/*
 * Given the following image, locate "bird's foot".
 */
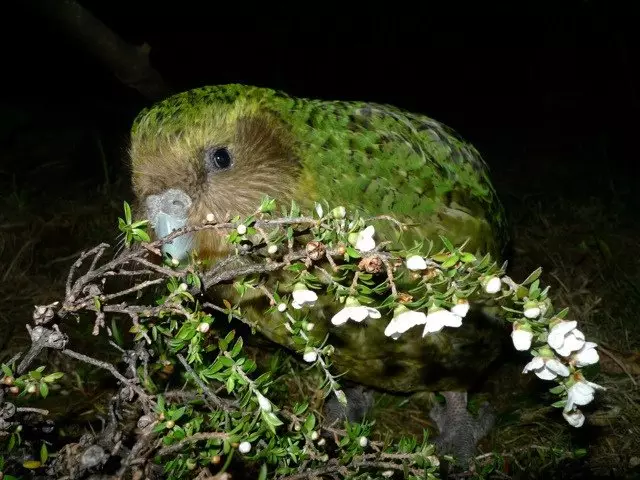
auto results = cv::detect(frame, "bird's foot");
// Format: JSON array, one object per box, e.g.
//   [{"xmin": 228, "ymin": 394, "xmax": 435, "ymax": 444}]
[
  {"xmin": 322, "ymin": 384, "xmax": 375, "ymax": 429},
  {"xmin": 428, "ymin": 391, "xmax": 495, "ymax": 467}
]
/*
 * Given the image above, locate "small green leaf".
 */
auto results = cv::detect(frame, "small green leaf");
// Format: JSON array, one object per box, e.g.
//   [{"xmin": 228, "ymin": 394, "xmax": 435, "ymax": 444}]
[
  {"xmin": 521, "ymin": 267, "xmax": 543, "ymax": 286},
  {"xmin": 441, "ymin": 254, "xmax": 459, "ymax": 269},
  {"xmin": 123, "ymin": 201, "xmax": 132, "ymax": 224},
  {"xmin": 258, "ymin": 463, "xmax": 268, "ymax": 480},
  {"xmin": 549, "ymin": 385, "xmax": 565, "ymax": 395},
  {"xmin": 439, "ymin": 236, "xmax": 455, "ymax": 252},
  {"xmin": 48, "ymin": 369, "xmax": 64, "ymax": 390},
  {"xmin": 2, "ymin": 364, "xmax": 13, "ymax": 377},
  {"xmin": 460, "ymin": 252, "xmax": 477, "ymax": 263},
  {"xmin": 303, "ymin": 413, "xmax": 316, "ymax": 433},
  {"xmin": 40, "ymin": 442, "xmax": 48, "ymax": 464}
]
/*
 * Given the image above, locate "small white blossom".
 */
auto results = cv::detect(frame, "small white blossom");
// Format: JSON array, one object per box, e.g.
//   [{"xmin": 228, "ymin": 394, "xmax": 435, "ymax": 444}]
[
  {"xmin": 197, "ymin": 322, "xmax": 210, "ymax": 334},
  {"xmin": 291, "ymin": 283, "xmax": 318, "ymax": 309},
  {"xmin": 423, "ymin": 308, "xmax": 463, "ymax": 336},
  {"xmin": 236, "ymin": 224, "xmax": 247, "ymax": 235},
  {"xmin": 355, "ymin": 225, "xmax": 376, "ymax": 252},
  {"xmin": 306, "ymin": 322, "xmax": 315, "ymax": 331},
  {"xmin": 277, "ymin": 303, "xmax": 287, "ymax": 312},
  {"xmin": 205, "ymin": 213, "xmax": 215, "ymax": 222},
  {"xmin": 511, "ymin": 324, "xmax": 533, "ymax": 351},
  {"xmin": 406, "ymin": 255, "xmax": 427, "ymax": 271},
  {"xmin": 359, "ymin": 436, "xmax": 369, "ymax": 447},
  {"xmin": 573, "ymin": 342, "xmax": 599, "ymax": 367},
  {"xmin": 484, "ymin": 276, "xmax": 502, "ymax": 294},
  {"xmin": 315, "ymin": 203, "xmax": 324, "ymax": 218},
  {"xmin": 522, "ymin": 355, "xmax": 570, "ymax": 380},
  {"xmin": 317, "ymin": 438, "xmax": 326, "ymax": 446},
  {"xmin": 524, "ymin": 306, "xmax": 541, "ymax": 319},
  {"xmin": 238, "ymin": 441, "xmax": 251, "ymax": 454},
  {"xmin": 548, "ymin": 320, "xmax": 585, "ymax": 356},
  {"xmin": 178, "ymin": 283, "xmax": 188, "ymax": 292},
  {"xmin": 565, "ymin": 379, "xmax": 605, "ymax": 411},
  {"xmin": 171, "ymin": 257, "xmax": 180, "ymax": 266},
  {"xmin": 382, "ymin": 471, "xmax": 395, "ymax": 478},
  {"xmin": 311, "ymin": 431, "xmax": 319, "ymax": 441},
  {"xmin": 384, "ymin": 306, "xmax": 428, "ymax": 339},
  {"xmin": 562, "ymin": 408, "xmax": 586, "ymax": 427},
  {"xmin": 331, "ymin": 296, "xmax": 381, "ymax": 326},
  {"xmin": 451, "ymin": 300, "xmax": 470, "ymax": 318},
  {"xmin": 267, "ymin": 244, "xmax": 278, "ymax": 254},
  {"xmin": 303, "ymin": 350, "xmax": 318, "ymax": 363},
  {"xmin": 256, "ymin": 392, "xmax": 271, "ymax": 412}
]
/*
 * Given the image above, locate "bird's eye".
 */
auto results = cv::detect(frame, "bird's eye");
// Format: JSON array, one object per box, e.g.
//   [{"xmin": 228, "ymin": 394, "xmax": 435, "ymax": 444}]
[{"xmin": 205, "ymin": 147, "xmax": 233, "ymax": 171}]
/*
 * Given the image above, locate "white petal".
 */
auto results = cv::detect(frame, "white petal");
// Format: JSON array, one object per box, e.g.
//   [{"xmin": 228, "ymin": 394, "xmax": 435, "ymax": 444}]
[
  {"xmin": 511, "ymin": 329, "xmax": 533, "ymax": 351},
  {"xmin": 585, "ymin": 380, "xmax": 606, "ymax": 391},
  {"xmin": 406, "ymin": 255, "xmax": 427, "ymax": 271},
  {"xmin": 562, "ymin": 409, "xmax": 585, "ymax": 427},
  {"xmin": 451, "ymin": 302, "xmax": 470, "ymax": 318},
  {"xmin": 535, "ymin": 367, "xmax": 558, "ymax": 380},
  {"xmin": 524, "ymin": 307, "xmax": 541, "ymax": 319},
  {"xmin": 575, "ymin": 346, "xmax": 599, "ymax": 367},
  {"xmin": 545, "ymin": 358, "xmax": 570, "ymax": 377},
  {"xmin": 366, "ymin": 307, "xmax": 382, "ymax": 319},
  {"xmin": 523, "ymin": 356, "xmax": 544, "ymax": 373},
  {"xmin": 256, "ymin": 393, "xmax": 271, "ymax": 412},
  {"xmin": 351, "ymin": 307, "xmax": 371, "ymax": 322},
  {"xmin": 443, "ymin": 312, "xmax": 463, "ymax": 328},
  {"xmin": 331, "ymin": 308, "xmax": 351, "ymax": 326},
  {"xmin": 554, "ymin": 330, "xmax": 585, "ymax": 356},
  {"xmin": 568, "ymin": 382, "xmax": 596, "ymax": 407},
  {"xmin": 303, "ymin": 351, "xmax": 318, "ymax": 363},
  {"xmin": 548, "ymin": 320, "xmax": 577, "ymax": 349},
  {"xmin": 384, "ymin": 319, "xmax": 398, "ymax": 337},
  {"xmin": 484, "ymin": 277, "xmax": 502, "ymax": 294}
]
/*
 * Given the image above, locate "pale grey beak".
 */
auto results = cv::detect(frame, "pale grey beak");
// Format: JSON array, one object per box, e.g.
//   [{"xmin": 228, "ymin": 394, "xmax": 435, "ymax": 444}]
[{"xmin": 145, "ymin": 188, "xmax": 194, "ymax": 262}]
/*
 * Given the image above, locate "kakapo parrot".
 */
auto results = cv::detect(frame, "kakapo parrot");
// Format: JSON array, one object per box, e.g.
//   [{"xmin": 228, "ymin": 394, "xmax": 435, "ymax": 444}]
[{"xmin": 129, "ymin": 84, "xmax": 511, "ymax": 463}]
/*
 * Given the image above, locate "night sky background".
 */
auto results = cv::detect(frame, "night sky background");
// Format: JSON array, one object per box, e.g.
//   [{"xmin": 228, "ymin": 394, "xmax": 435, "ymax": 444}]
[{"xmin": 1, "ymin": 1, "xmax": 639, "ymax": 477}]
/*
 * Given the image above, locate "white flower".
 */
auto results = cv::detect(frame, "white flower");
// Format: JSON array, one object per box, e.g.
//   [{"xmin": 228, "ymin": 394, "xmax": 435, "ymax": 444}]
[
  {"xmin": 484, "ymin": 276, "xmax": 502, "ymax": 294},
  {"xmin": 524, "ymin": 306, "xmax": 541, "ymax": 319},
  {"xmin": 422, "ymin": 308, "xmax": 463, "ymax": 336},
  {"xmin": 384, "ymin": 306, "xmax": 428, "ymax": 340},
  {"xmin": 573, "ymin": 342, "xmax": 599, "ymax": 367},
  {"xmin": 522, "ymin": 355, "xmax": 570, "ymax": 380},
  {"xmin": 256, "ymin": 392, "xmax": 271, "ymax": 412},
  {"xmin": 238, "ymin": 441, "xmax": 251, "ymax": 454},
  {"xmin": 311, "ymin": 431, "xmax": 319, "ymax": 441},
  {"xmin": 511, "ymin": 326, "xmax": 533, "ymax": 351},
  {"xmin": 197, "ymin": 322, "xmax": 210, "ymax": 334},
  {"xmin": 277, "ymin": 303, "xmax": 287, "ymax": 312},
  {"xmin": 562, "ymin": 408, "xmax": 586, "ymax": 427},
  {"xmin": 305, "ymin": 322, "xmax": 315, "ymax": 331},
  {"xmin": 548, "ymin": 320, "xmax": 585, "ymax": 356},
  {"xmin": 205, "ymin": 213, "xmax": 215, "ymax": 222},
  {"xmin": 237, "ymin": 224, "xmax": 247, "ymax": 235},
  {"xmin": 565, "ymin": 379, "xmax": 605, "ymax": 411},
  {"xmin": 451, "ymin": 300, "xmax": 470, "ymax": 318},
  {"xmin": 291, "ymin": 283, "xmax": 318, "ymax": 309},
  {"xmin": 331, "ymin": 296, "xmax": 381, "ymax": 326},
  {"xmin": 358, "ymin": 436, "xmax": 368, "ymax": 447},
  {"xmin": 268, "ymin": 244, "xmax": 278, "ymax": 254},
  {"xmin": 406, "ymin": 255, "xmax": 427, "ymax": 271},
  {"xmin": 315, "ymin": 203, "xmax": 324, "ymax": 218},
  {"xmin": 355, "ymin": 225, "xmax": 376, "ymax": 252},
  {"xmin": 303, "ymin": 350, "xmax": 318, "ymax": 363}
]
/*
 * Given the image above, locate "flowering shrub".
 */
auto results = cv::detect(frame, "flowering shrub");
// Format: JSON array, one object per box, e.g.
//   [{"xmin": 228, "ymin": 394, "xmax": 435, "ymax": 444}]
[{"xmin": 0, "ymin": 197, "xmax": 605, "ymax": 479}]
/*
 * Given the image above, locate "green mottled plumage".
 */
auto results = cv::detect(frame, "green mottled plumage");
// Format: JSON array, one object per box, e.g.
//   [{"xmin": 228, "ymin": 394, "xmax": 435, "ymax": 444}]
[{"xmin": 130, "ymin": 84, "xmax": 510, "ymax": 393}]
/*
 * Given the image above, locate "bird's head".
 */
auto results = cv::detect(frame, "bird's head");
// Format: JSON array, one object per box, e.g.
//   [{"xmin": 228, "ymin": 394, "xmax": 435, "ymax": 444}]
[{"xmin": 129, "ymin": 86, "xmax": 303, "ymax": 262}]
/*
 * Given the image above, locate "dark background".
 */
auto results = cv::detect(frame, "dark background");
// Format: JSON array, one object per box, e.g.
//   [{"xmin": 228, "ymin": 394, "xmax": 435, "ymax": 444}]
[{"xmin": 3, "ymin": 1, "xmax": 638, "ymax": 185}]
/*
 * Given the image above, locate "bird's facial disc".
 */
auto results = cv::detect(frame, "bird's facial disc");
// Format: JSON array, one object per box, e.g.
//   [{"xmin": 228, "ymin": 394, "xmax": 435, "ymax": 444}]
[{"xmin": 145, "ymin": 188, "xmax": 194, "ymax": 261}]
